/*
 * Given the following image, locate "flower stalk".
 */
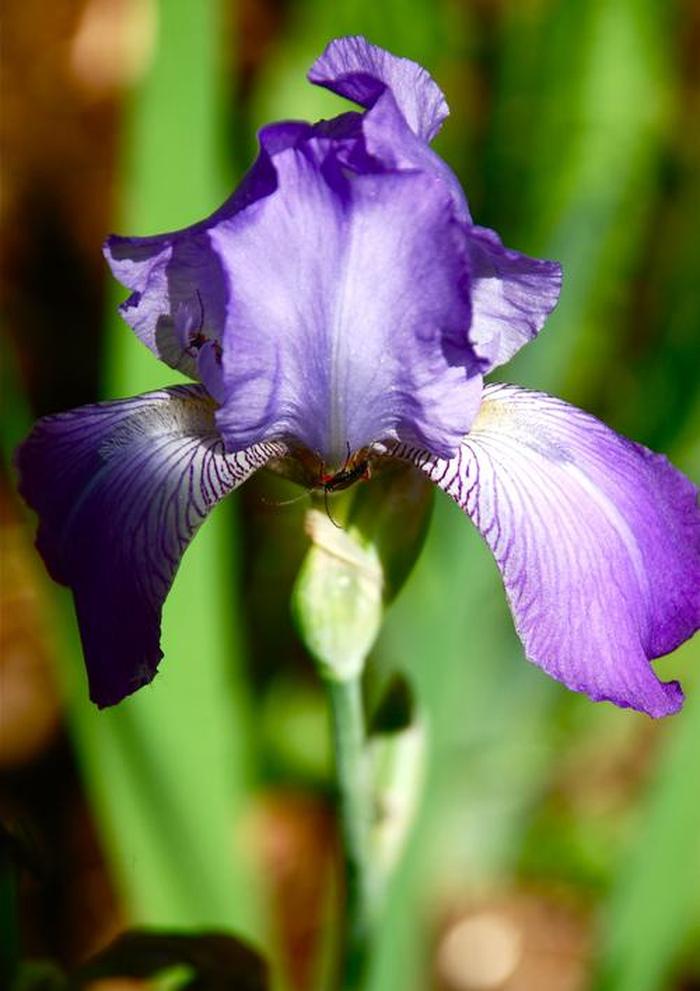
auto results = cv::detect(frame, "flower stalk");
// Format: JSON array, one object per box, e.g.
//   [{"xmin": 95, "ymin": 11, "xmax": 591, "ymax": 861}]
[
  {"xmin": 292, "ymin": 472, "xmax": 433, "ymax": 987},
  {"xmin": 326, "ymin": 675, "xmax": 375, "ymax": 990},
  {"xmin": 292, "ymin": 505, "xmax": 382, "ymax": 987}
]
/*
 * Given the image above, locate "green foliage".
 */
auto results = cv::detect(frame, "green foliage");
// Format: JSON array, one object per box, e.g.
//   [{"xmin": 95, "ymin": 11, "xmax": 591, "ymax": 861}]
[
  {"xmin": 9, "ymin": 0, "xmax": 699, "ymax": 987},
  {"xmin": 63, "ymin": 0, "xmax": 263, "ymax": 939},
  {"xmin": 593, "ymin": 640, "xmax": 700, "ymax": 991}
]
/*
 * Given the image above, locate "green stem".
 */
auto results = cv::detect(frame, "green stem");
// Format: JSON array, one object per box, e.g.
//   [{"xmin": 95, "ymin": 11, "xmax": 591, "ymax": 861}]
[{"xmin": 327, "ymin": 676, "xmax": 374, "ymax": 991}]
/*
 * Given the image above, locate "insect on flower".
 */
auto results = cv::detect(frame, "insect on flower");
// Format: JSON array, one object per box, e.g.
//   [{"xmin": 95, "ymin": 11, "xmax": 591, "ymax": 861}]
[
  {"xmin": 318, "ymin": 446, "xmax": 372, "ymax": 527},
  {"xmin": 319, "ymin": 457, "xmax": 371, "ymax": 494},
  {"xmin": 16, "ymin": 36, "xmax": 700, "ymax": 714}
]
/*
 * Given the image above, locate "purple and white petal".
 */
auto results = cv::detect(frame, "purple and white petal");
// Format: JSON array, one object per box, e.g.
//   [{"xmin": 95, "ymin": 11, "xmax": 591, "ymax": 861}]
[
  {"xmin": 393, "ymin": 384, "xmax": 700, "ymax": 717},
  {"xmin": 466, "ymin": 226, "xmax": 562, "ymax": 370},
  {"xmin": 15, "ymin": 386, "xmax": 283, "ymax": 707},
  {"xmin": 212, "ymin": 145, "xmax": 482, "ymax": 464},
  {"xmin": 308, "ymin": 35, "xmax": 449, "ymax": 142}
]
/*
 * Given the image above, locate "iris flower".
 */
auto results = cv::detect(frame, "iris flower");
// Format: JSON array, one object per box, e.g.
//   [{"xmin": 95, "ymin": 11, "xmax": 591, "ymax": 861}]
[{"xmin": 16, "ymin": 37, "xmax": 699, "ymax": 715}]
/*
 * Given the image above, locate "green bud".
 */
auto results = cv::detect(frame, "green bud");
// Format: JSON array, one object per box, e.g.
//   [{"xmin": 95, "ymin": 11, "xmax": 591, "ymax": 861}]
[
  {"xmin": 292, "ymin": 508, "xmax": 383, "ymax": 681},
  {"xmin": 291, "ymin": 460, "xmax": 434, "ymax": 682},
  {"xmin": 347, "ymin": 460, "xmax": 434, "ymax": 604}
]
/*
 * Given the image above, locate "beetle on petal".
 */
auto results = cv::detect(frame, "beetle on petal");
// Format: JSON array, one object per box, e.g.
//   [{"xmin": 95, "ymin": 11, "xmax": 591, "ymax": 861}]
[{"xmin": 16, "ymin": 36, "xmax": 700, "ymax": 714}]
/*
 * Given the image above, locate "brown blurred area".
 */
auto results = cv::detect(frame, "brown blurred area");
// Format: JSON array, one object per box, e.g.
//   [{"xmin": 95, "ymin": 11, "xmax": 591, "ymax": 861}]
[
  {"xmin": 251, "ymin": 790, "xmax": 337, "ymax": 990},
  {"xmin": 1, "ymin": 0, "xmax": 326, "ymax": 980},
  {"xmin": 1, "ymin": 1, "xmax": 123, "ymax": 418},
  {"xmin": 434, "ymin": 890, "xmax": 590, "ymax": 991},
  {"xmin": 1, "ymin": 479, "xmax": 126, "ymax": 967},
  {"xmin": 1, "ymin": 0, "xmax": 130, "ymax": 971}
]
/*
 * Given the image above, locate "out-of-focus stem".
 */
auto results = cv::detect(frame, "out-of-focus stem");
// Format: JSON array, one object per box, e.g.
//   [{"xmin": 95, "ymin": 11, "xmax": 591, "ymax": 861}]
[
  {"xmin": 326, "ymin": 675, "xmax": 375, "ymax": 991},
  {"xmin": 292, "ymin": 490, "xmax": 431, "ymax": 987}
]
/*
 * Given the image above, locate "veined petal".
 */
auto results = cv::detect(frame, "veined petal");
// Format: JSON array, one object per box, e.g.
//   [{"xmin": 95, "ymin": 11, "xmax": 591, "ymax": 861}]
[
  {"xmin": 15, "ymin": 386, "xmax": 283, "ymax": 707},
  {"xmin": 214, "ymin": 146, "xmax": 482, "ymax": 464},
  {"xmin": 393, "ymin": 384, "xmax": 700, "ymax": 717},
  {"xmin": 466, "ymin": 227, "xmax": 562, "ymax": 370},
  {"xmin": 308, "ymin": 35, "xmax": 449, "ymax": 142}
]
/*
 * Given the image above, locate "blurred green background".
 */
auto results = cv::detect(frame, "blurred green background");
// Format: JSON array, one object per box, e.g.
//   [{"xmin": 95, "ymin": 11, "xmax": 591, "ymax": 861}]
[{"xmin": 1, "ymin": 1, "xmax": 699, "ymax": 989}]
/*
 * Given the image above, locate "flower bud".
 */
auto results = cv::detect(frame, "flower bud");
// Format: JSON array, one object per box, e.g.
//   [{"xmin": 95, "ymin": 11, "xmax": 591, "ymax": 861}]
[
  {"xmin": 292, "ymin": 460, "xmax": 434, "ymax": 682},
  {"xmin": 292, "ymin": 508, "xmax": 383, "ymax": 682}
]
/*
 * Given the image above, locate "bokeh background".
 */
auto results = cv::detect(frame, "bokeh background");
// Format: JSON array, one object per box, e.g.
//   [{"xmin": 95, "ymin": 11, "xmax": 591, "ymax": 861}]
[{"xmin": 2, "ymin": 1, "xmax": 699, "ymax": 989}]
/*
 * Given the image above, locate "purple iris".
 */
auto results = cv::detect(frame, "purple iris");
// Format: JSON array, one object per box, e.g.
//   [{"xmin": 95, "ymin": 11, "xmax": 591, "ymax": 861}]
[{"xmin": 16, "ymin": 37, "xmax": 699, "ymax": 715}]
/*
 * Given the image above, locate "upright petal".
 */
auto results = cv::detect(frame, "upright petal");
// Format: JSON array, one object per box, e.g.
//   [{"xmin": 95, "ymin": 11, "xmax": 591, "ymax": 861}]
[
  {"xmin": 103, "ymin": 39, "xmax": 559, "ymax": 467},
  {"xmin": 15, "ymin": 386, "xmax": 284, "ymax": 707},
  {"xmin": 466, "ymin": 227, "xmax": 562, "ymax": 370},
  {"xmin": 103, "ymin": 136, "xmax": 282, "ymax": 394},
  {"xmin": 358, "ymin": 87, "xmax": 472, "ymax": 223},
  {"xmin": 392, "ymin": 384, "xmax": 700, "ymax": 717},
  {"xmin": 105, "ymin": 230, "xmax": 226, "ymax": 386},
  {"xmin": 212, "ymin": 146, "xmax": 482, "ymax": 464},
  {"xmin": 103, "ymin": 118, "xmax": 359, "ymax": 399},
  {"xmin": 308, "ymin": 35, "xmax": 449, "ymax": 142}
]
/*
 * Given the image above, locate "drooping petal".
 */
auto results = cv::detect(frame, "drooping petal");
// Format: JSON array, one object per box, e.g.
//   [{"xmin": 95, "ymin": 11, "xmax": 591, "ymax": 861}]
[
  {"xmin": 308, "ymin": 35, "xmax": 449, "ymax": 142},
  {"xmin": 212, "ymin": 145, "xmax": 482, "ymax": 464},
  {"xmin": 466, "ymin": 227, "xmax": 563, "ymax": 370},
  {"xmin": 15, "ymin": 386, "xmax": 284, "ymax": 707},
  {"xmin": 392, "ymin": 384, "xmax": 700, "ymax": 717}
]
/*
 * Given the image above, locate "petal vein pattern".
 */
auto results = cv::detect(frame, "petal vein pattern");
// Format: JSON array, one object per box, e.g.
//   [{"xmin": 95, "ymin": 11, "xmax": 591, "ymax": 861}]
[
  {"xmin": 392, "ymin": 384, "xmax": 700, "ymax": 716},
  {"xmin": 15, "ymin": 385, "xmax": 284, "ymax": 706}
]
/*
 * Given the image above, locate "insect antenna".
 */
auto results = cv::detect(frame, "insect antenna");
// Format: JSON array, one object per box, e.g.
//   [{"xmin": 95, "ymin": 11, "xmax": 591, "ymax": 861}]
[
  {"xmin": 260, "ymin": 489, "xmax": 310, "ymax": 510},
  {"xmin": 324, "ymin": 485, "xmax": 343, "ymax": 529},
  {"xmin": 194, "ymin": 288, "xmax": 204, "ymax": 326}
]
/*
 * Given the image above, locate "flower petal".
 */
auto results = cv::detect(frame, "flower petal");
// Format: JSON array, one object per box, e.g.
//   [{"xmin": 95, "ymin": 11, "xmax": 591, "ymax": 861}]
[
  {"xmin": 103, "ymin": 120, "xmax": 347, "ymax": 399},
  {"xmin": 212, "ymin": 145, "xmax": 482, "ymax": 463},
  {"xmin": 105, "ymin": 230, "xmax": 223, "ymax": 383},
  {"xmin": 308, "ymin": 35, "xmax": 449, "ymax": 142},
  {"xmin": 103, "ymin": 136, "xmax": 283, "ymax": 395},
  {"xmin": 358, "ymin": 86, "xmax": 472, "ymax": 223},
  {"xmin": 15, "ymin": 386, "xmax": 284, "ymax": 707},
  {"xmin": 393, "ymin": 384, "xmax": 700, "ymax": 716},
  {"xmin": 466, "ymin": 226, "xmax": 562, "ymax": 370}
]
